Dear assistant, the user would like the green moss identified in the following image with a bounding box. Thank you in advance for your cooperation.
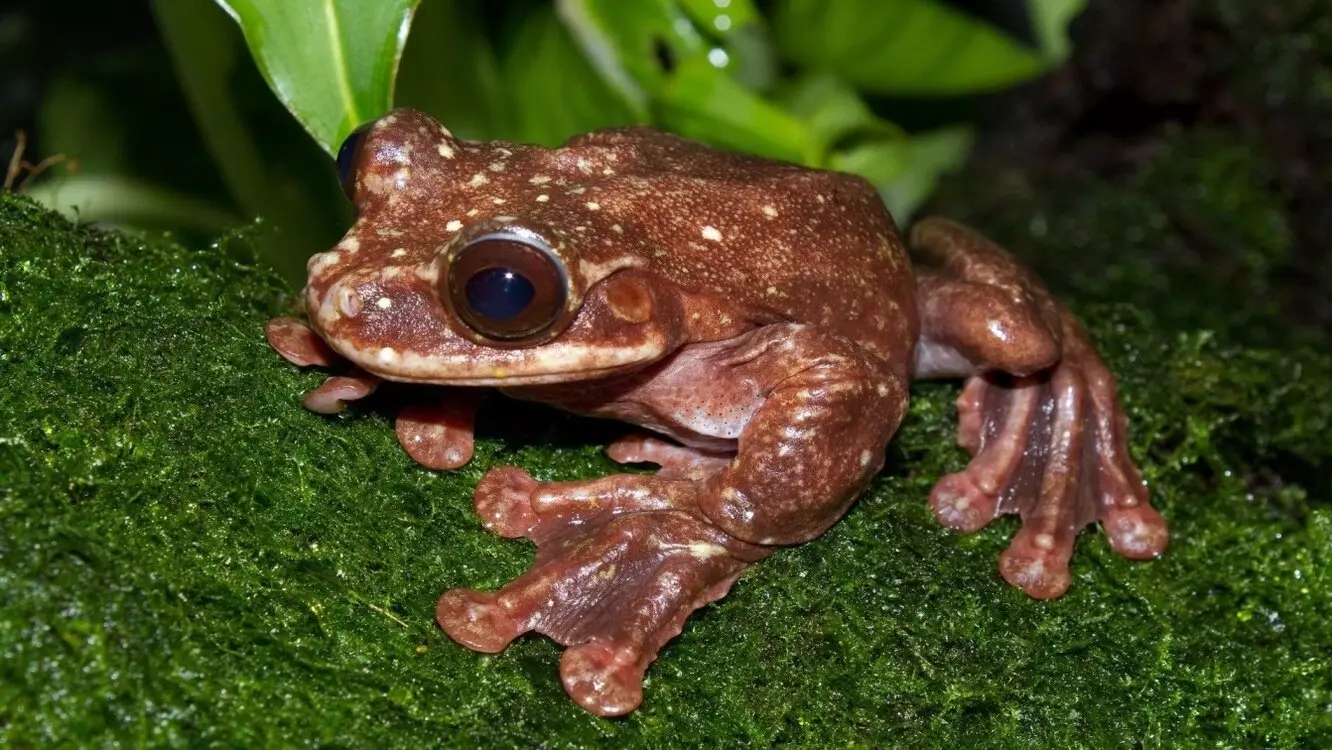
[1,190,1329,746]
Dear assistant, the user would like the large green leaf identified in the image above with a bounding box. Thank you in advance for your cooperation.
[775,74,973,219]
[557,0,808,159]
[497,5,639,147]
[214,0,419,153]
[394,0,505,142]
[772,0,1085,95]
[153,0,347,282]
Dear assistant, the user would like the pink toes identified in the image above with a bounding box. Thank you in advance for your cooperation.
[473,467,539,538]
[265,317,342,367]
[395,396,478,470]
[929,472,1000,533]
[1104,504,1169,560]
[435,589,519,653]
[301,373,379,414]
[998,529,1074,600]
[560,639,647,717]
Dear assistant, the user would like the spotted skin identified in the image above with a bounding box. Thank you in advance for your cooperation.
[265,108,1168,716]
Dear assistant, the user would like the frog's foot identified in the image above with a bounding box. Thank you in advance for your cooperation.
[395,391,482,470]
[266,317,382,414]
[437,468,767,716]
[928,322,1168,599]
[606,433,733,480]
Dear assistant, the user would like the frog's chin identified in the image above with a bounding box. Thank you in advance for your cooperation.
[333,335,670,387]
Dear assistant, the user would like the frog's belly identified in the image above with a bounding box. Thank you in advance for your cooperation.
[507,337,767,453]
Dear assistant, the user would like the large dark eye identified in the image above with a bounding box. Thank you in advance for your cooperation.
[335,123,370,196]
[446,232,568,342]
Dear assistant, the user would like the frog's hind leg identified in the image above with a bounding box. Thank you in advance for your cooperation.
[910,217,1168,599]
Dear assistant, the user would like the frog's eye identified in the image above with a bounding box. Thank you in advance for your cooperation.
[336,123,370,196]
[446,232,569,343]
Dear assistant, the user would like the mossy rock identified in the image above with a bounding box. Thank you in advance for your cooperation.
[1,191,1329,746]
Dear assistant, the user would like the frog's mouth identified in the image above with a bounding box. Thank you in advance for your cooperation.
[333,334,672,387]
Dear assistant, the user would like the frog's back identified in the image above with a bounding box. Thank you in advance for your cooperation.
[561,127,918,365]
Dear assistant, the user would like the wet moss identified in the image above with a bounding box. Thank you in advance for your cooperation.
[1,187,1329,745]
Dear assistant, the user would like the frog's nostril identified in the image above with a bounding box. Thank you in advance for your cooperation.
[336,285,362,318]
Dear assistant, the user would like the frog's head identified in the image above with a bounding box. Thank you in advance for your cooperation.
[301,108,685,386]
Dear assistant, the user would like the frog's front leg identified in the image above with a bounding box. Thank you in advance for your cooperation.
[910,217,1168,599]
[436,325,907,716]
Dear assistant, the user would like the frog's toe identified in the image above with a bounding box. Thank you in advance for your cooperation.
[560,639,647,717]
[1104,503,1169,560]
[301,372,380,414]
[999,528,1074,599]
[394,392,480,471]
[435,589,519,653]
[265,316,343,367]
[473,466,539,538]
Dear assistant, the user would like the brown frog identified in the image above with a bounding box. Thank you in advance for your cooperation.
[266,108,1168,717]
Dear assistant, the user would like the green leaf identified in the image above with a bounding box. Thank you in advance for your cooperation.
[1030,0,1087,61]
[867,125,974,219]
[653,58,812,163]
[213,0,419,153]
[557,0,805,159]
[774,75,972,219]
[772,0,1083,95]
[774,73,903,156]
[394,0,505,141]
[152,0,345,282]
[498,5,639,147]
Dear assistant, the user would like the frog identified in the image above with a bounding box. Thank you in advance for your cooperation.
[265,108,1169,717]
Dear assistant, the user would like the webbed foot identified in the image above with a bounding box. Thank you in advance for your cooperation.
[436,467,767,716]
[929,315,1168,598]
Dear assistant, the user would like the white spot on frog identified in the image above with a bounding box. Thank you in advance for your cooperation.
[586,201,600,211]
[377,347,400,365]
[536,194,550,202]
[529,175,551,185]
[437,142,455,159]
[762,205,778,218]
[446,220,463,232]
[467,172,489,188]
[701,225,722,241]
[391,248,407,257]
[376,297,392,310]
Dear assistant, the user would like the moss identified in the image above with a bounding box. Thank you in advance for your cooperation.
[1,189,1329,746]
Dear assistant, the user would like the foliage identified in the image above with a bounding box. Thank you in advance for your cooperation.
[23,0,1082,281]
